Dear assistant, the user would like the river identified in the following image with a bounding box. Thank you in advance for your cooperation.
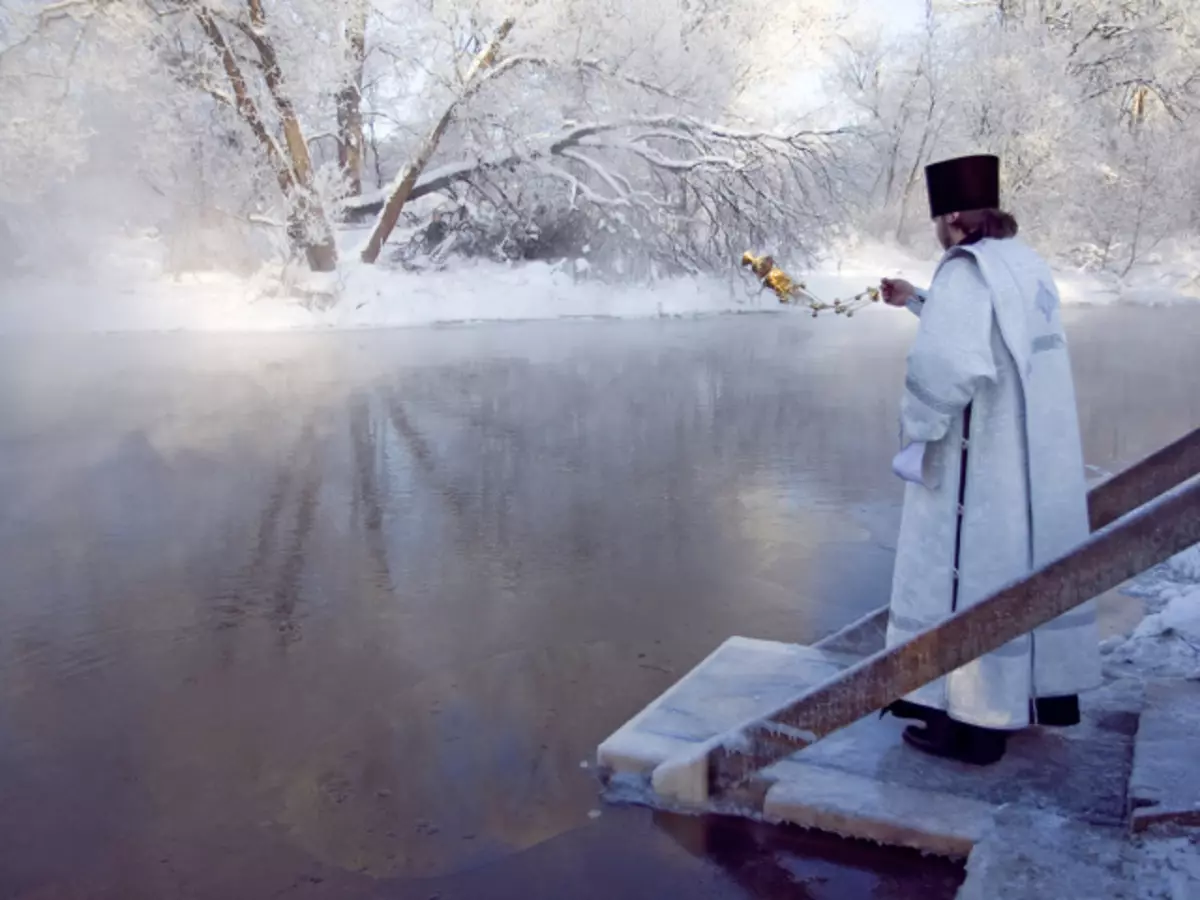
[1,305,1197,898]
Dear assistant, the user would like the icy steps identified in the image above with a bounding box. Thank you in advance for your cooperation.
[596,606,1200,895]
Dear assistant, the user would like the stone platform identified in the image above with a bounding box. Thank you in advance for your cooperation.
[597,634,1141,856]
[596,595,1200,896]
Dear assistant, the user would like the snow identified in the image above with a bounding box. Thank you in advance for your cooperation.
[0,261,771,334]
[1103,545,1200,682]
[2,233,1197,336]
[0,237,766,334]
[960,804,1200,900]
[1165,544,1200,583]
[1130,834,1200,899]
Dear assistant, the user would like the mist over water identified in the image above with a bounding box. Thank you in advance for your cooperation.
[0,306,1196,898]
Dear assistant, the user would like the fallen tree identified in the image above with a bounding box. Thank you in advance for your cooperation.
[348,112,848,275]
[6,0,852,279]
[354,11,848,272]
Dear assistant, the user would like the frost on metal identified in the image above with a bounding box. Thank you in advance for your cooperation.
[757,719,817,746]
[649,713,768,805]
[714,726,755,753]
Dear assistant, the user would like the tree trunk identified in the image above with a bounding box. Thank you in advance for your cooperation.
[360,17,515,264]
[235,0,338,271]
[290,203,338,272]
[337,2,369,196]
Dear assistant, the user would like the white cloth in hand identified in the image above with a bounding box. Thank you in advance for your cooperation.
[892,442,928,486]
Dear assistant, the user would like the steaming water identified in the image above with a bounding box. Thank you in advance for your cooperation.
[0,306,1196,898]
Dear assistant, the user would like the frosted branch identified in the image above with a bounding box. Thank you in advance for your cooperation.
[474,52,548,87]
[575,58,701,106]
[603,140,742,173]
[556,148,635,205]
[535,161,627,208]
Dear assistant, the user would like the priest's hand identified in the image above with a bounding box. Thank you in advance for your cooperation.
[880,278,916,307]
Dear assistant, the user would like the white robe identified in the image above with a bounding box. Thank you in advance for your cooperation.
[885,237,1102,730]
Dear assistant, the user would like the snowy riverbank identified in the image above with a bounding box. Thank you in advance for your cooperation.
[1,236,1198,335]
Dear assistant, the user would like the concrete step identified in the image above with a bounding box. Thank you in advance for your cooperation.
[1128,679,1200,832]
[956,807,1131,900]
[957,805,1200,899]
[598,635,1144,857]
[955,676,1200,897]
[596,637,860,779]
[597,595,1199,893]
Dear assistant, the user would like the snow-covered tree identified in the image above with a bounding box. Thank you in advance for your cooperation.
[986,0,1200,121]
[350,0,853,275]
[831,0,1200,273]
[2,0,850,278]
[0,0,143,203]
[1,0,366,271]
[4,0,1196,285]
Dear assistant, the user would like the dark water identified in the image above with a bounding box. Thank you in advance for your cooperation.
[0,306,1196,899]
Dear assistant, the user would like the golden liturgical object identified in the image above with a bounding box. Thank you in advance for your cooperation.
[741,252,880,317]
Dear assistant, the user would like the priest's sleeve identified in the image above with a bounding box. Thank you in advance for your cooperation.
[906,287,929,317]
[899,256,997,446]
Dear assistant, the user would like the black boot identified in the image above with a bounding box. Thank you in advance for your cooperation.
[902,712,1008,766]
[881,699,939,723]
[1033,694,1081,727]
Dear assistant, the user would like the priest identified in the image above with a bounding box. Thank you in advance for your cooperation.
[877,154,1101,765]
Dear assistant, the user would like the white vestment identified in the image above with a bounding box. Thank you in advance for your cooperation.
[885,237,1102,730]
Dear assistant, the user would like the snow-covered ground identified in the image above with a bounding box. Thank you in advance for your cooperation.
[1104,544,1200,683]
[0,257,758,334]
[1,234,1198,335]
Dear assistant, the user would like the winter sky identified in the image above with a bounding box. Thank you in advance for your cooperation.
[738,0,928,124]
[860,0,926,30]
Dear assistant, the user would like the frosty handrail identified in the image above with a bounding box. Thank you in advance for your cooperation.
[651,473,1200,804]
[1087,426,1200,531]
[814,425,1200,655]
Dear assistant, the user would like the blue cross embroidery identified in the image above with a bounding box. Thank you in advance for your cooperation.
[1036,281,1059,323]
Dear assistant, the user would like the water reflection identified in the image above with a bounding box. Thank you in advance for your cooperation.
[0,307,1196,898]
[653,812,964,899]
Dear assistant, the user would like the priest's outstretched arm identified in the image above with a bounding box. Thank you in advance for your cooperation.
[899,256,998,448]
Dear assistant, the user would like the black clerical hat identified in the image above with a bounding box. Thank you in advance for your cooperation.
[925,154,1000,219]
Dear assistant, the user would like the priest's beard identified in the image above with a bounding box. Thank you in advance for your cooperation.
[936,216,954,251]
